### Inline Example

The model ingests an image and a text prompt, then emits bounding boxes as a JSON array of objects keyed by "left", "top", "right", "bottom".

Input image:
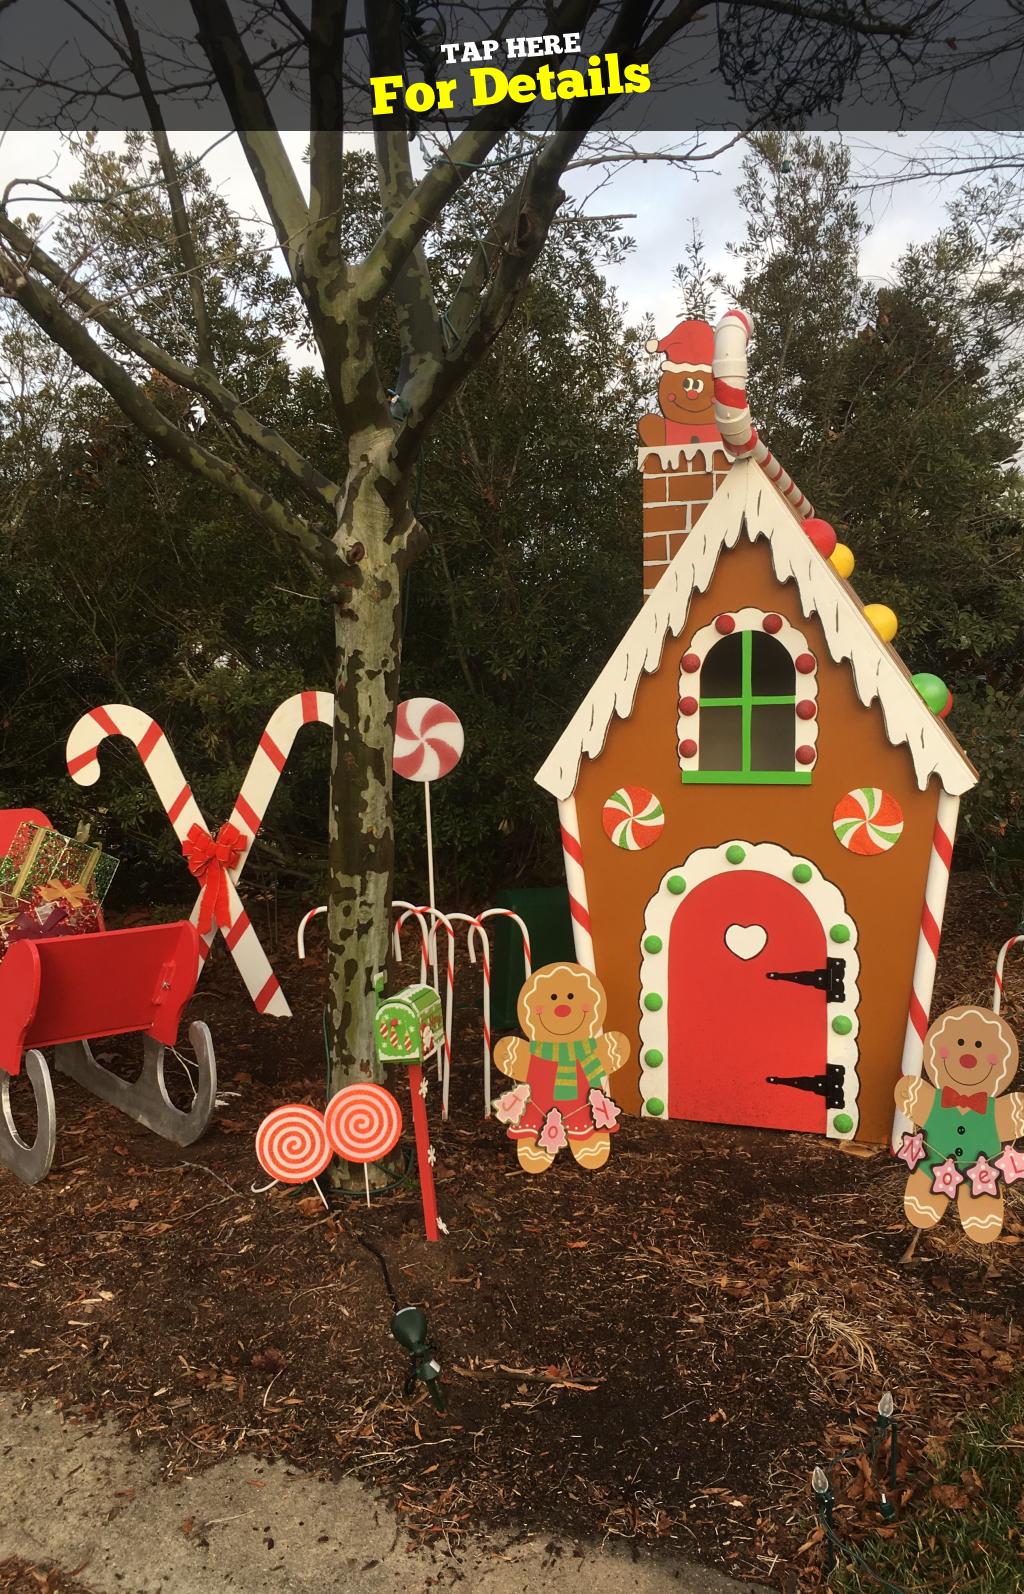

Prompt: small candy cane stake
[
  {"left": 994, "top": 934, "right": 1024, "bottom": 1014},
  {"left": 425, "top": 910, "right": 456, "bottom": 1120},
  {"left": 478, "top": 907, "right": 532, "bottom": 978},
  {"left": 448, "top": 912, "right": 494, "bottom": 1117},
  {"left": 297, "top": 904, "right": 327, "bottom": 960},
  {"left": 392, "top": 902, "right": 431, "bottom": 981}
]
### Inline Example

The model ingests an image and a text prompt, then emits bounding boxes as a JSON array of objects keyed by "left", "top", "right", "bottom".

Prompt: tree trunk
[{"left": 325, "top": 448, "right": 405, "bottom": 1189}]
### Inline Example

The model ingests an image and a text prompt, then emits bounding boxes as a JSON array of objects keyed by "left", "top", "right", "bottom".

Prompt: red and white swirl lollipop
[
  {"left": 325, "top": 1083, "right": 403, "bottom": 1164},
  {"left": 394, "top": 698, "right": 464, "bottom": 783},
  {"left": 393, "top": 697, "right": 464, "bottom": 948},
  {"left": 255, "top": 1104, "right": 331, "bottom": 1184}
]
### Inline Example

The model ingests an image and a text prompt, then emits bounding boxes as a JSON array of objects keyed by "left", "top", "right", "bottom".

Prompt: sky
[{"left": 0, "top": 128, "right": 996, "bottom": 348}]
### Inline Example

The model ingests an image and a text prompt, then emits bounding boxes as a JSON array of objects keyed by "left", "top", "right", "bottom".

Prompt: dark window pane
[
  {"left": 699, "top": 706, "right": 743, "bottom": 771},
  {"left": 701, "top": 633, "right": 743, "bottom": 698},
  {"left": 751, "top": 633, "right": 796, "bottom": 697},
  {"left": 750, "top": 703, "right": 796, "bottom": 771}
]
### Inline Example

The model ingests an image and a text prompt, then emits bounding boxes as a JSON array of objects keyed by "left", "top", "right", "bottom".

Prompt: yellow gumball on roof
[
  {"left": 830, "top": 543, "right": 855, "bottom": 579},
  {"left": 864, "top": 603, "right": 898, "bottom": 643}
]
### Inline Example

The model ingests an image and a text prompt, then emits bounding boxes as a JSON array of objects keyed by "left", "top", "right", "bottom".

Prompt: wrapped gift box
[{"left": 0, "top": 822, "right": 118, "bottom": 956}]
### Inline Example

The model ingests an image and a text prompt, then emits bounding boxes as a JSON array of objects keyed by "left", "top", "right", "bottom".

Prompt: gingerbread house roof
[{"left": 535, "top": 460, "right": 978, "bottom": 802}]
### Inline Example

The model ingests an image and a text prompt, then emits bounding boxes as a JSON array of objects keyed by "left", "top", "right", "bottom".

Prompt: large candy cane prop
[
  {"left": 67, "top": 695, "right": 330, "bottom": 1016},
  {"left": 993, "top": 934, "right": 1024, "bottom": 1015},
  {"left": 224, "top": 692, "right": 332, "bottom": 876},
  {"left": 713, "top": 308, "right": 815, "bottom": 520},
  {"left": 477, "top": 906, "right": 532, "bottom": 976},
  {"left": 892, "top": 792, "right": 960, "bottom": 1146}
]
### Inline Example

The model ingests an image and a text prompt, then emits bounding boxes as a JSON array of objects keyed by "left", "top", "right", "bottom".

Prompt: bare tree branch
[{"left": 0, "top": 245, "right": 339, "bottom": 573}]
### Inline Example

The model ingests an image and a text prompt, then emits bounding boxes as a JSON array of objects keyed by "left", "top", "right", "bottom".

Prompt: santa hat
[{"left": 645, "top": 318, "right": 714, "bottom": 373}]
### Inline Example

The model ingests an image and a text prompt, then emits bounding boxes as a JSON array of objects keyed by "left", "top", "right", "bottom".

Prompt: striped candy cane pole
[
  {"left": 66, "top": 705, "right": 289, "bottom": 1015},
  {"left": 449, "top": 912, "right": 493, "bottom": 1117},
  {"left": 478, "top": 906, "right": 533, "bottom": 976},
  {"left": 892, "top": 791, "right": 960, "bottom": 1146},
  {"left": 993, "top": 934, "right": 1024, "bottom": 1015},
  {"left": 392, "top": 902, "right": 431, "bottom": 980},
  {"left": 556, "top": 797, "right": 594, "bottom": 971},
  {"left": 713, "top": 308, "right": 815, "bottom": 519},
  {"left": 425, "top": 910, "right": 456, "bottom": 1117}
]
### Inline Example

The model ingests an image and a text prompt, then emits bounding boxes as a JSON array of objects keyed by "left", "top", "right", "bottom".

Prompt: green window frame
[{"left": 682, "top": 628, "right": 811, "bottom": 786}]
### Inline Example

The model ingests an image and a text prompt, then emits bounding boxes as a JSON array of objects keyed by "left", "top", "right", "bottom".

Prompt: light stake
[{"left": 812, "top": 1465, "right": 836, "bottom": 1572}]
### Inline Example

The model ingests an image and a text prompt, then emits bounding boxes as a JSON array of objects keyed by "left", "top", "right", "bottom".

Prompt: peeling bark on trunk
[{"left": 325, "top": 444, "right": 406, "bottom": 1189}]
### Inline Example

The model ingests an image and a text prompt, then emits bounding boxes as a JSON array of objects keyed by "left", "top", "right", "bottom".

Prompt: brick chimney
[{"left": 641, "top": 442, "right": 731, "bottom": 598}]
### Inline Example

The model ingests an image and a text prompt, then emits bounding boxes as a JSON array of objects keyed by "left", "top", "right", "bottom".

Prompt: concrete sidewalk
[{"left": 0, "top": 1393, "right": 750, "bottom": 1594}]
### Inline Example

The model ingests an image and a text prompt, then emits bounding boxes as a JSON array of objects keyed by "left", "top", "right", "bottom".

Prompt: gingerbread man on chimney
[{"left": 638, "top": 318, "right": 721, "bottom": 447}]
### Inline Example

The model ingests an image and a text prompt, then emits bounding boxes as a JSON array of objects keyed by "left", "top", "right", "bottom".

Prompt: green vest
[{"left": 922, "top": 1093, "right": 1000, "bottom": 1175}]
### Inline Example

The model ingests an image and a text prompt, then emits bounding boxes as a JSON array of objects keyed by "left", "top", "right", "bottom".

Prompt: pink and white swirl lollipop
[
  {"left": 255, "top": 1104, "right": 331, "bottom": 1185},
  {"left": 394, "top": 698, "right": 464, "bottom": 783}
]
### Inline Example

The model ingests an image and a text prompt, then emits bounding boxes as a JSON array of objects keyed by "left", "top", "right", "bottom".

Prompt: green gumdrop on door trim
[
  {"left": 644, "top": 992, "right": 663, "bottom": 1011},
  {"left": 644, "top": 1048, "right": 664, "bottom": 1067},
  {"left": 726, "top": 844, "right": 746, "bottom": 864},
  {"left": 834, "top": 1112, "right": 854, "bottom": 1134},
  {"left": 792, "top": 862, "right": 813, "bottom": 884},
  {"left": 832, "top": 1014, "right": 853, "bottom": 1035},
  {"left": 646, "top": 1098, "right": 665, "bottom": 1116},
  {"left": 644, "top": 933, "right": 663, "bottom": 953}
]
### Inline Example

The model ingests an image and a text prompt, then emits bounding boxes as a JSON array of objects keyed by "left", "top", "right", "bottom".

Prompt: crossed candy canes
[{"left": 66, "top": 693, "right": 332, "bottom": 1016}]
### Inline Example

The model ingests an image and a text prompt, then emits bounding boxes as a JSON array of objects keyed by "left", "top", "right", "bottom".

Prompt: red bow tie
[{"left": 941, "top": 1085, "right": 987, "bottom": 1115}]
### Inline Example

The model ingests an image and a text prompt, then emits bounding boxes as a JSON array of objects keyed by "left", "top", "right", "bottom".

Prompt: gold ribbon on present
[{"left": 36, "top": 880, "right": 91, "bottom": 909}]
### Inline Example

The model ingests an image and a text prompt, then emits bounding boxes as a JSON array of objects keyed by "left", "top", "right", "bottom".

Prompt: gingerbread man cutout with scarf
[
  {"left": 894, "top": 1005, "right": 1024, "bottom": 1244},
  {"left": 493, "top": 963, "right": 629, "bottom": 1174}
]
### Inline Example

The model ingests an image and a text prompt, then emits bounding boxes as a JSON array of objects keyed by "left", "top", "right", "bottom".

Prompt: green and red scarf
[{"left": 532, "top": 1038, "right": 606, "bottom": 1100}]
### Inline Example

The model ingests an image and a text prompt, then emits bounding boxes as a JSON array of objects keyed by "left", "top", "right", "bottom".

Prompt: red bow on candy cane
[
  {"left": 182, "top": 822, "right": 247, "bottom": 934},
  {"left": 941, "top": 1085, "right": 987, "bottom": 1115}
]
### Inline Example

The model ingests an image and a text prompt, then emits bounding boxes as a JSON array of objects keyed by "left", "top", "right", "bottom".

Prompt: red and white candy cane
[
  {"left": 66, "top": 704, "right": 288, "bottom": 1015},
  {"left": 392, "top": 901, "right": 431, "bottom": 980},
  {"left": 477, "top": 906, "right": 532, "bottom": 976},
  {"left": 713, "top": 308, "right": 815, "bottom": 519},
  {"left": 225, "top": 692, "right": 331, "bottom": 874},
  {"left": 448, "top": 912, "right": 494, "bottom": 1116},
  {"left": 994, "top": 934, "right": 1024, "bottom": 1015},
  {"left": 297, "top": 904, "right": 327, "bottom": 960},
  {"left": 556, "top": 798, "right": 594, "bottom": 971},
  {"left": 67, "top": 694, "right": 331, "bottom": 1016},
  {"left": 426, "top": 910, "right": 456, "bottom": 1118},
  {"left": 893, "top": 792, "right": 961, "bottom": 1147}
]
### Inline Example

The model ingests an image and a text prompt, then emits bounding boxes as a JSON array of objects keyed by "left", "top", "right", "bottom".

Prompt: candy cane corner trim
[
  {"left": 558, "top": 796, "right": 595, "bottom": 971},
  {"left": 638, "top": 840, "right": 861, "bottom": 1139},
  {"left": 893, "top": 790, "right": 961, "bottom": 1147},
  {"left": 712, "top": 308, "right": 814, "bottom": 520}
]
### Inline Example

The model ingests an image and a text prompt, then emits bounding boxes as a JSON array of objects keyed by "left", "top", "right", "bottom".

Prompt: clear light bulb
[
  {"left": 878, "top": 1392, "right": 894, "bottom": 1419},
  {"left": 812, "top": 1466, "right": 830, "bottom": 1495}
]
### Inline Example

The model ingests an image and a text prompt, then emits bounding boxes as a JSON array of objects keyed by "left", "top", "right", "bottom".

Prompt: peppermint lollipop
[
  {"left": 602, "top": 786, "right": 665, "bottom": 851},
  {"left": 833, "top": 788, "right": 904, "bottom": 856},
  {"left": 394, "top": 698, "right": 464, "bottom": 783},
  {"left": 325, "top": 1083, "right": 403, "bottom": 1205},
  {"left": 255, "top": 1104, "right": 331, "bottom": 1184},
  {"left": 393, "top": 697, "right": 464, "bottom": 966}
]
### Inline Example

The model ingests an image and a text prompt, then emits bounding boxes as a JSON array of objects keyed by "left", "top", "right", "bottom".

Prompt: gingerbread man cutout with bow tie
[{"left": 894, "top": 1005, "right": 1024, "bottom": 1244}]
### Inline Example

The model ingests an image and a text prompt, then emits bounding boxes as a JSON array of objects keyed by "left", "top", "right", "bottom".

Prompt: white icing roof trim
[{"left": 535, "top": 461, "right": 978, "bottom": 802}]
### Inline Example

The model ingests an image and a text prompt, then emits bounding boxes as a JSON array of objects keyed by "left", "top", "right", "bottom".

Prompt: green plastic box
[{"left": 490, "top": 885, "right": 577, "bottom": 1032}]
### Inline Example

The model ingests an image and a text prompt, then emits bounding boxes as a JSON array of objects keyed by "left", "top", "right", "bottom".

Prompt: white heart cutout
[{"left": 724, "top": 923, "right": 767, "bottom": 961}]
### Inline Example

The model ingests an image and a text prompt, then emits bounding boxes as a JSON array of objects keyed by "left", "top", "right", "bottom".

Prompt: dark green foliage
[
  {"left": 0, "top": 141, "right": 641, "bottom": 906},
  {"left": 716, "top": 135, "right": 1024, "bottom": 888}
]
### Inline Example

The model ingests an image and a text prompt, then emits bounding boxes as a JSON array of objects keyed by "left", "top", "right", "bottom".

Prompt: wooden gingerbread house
[{"left": 536, "top": 313, "right": 977, "bottom": 1146}]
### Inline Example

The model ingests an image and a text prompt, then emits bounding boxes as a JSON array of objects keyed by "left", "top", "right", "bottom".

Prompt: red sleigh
[{"left": 0, "top": 809, "right": 216, "bottom": 1184}]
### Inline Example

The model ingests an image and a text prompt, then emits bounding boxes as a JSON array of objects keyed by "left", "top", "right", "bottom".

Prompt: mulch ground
[{"left": 2, "top": 872, "right": 1023, "bottom": 1593}]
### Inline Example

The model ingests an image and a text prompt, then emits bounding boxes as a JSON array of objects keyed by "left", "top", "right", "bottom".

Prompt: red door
[{"left": 667, "top": 870, "right": 829, "bottom": 1132}]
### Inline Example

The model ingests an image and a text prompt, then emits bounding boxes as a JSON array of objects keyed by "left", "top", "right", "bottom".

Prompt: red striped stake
[{"left": 407, "top": 1064, "right": 439, "bottom": 1242}]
